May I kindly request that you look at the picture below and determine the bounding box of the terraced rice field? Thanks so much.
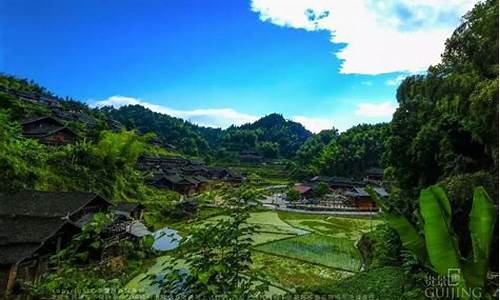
[251,251,353,289]
[127,210,379,294]
[255,234,362,271]
[278,211,381,240]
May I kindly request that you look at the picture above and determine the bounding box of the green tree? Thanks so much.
[153,211,268,299]
[0,111,47,193]
[313,182,330,198]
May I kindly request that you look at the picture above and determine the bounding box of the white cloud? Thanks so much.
[355,101,397,117]
[250,0,477,74]
[292,116,334,133]
[361,80,373,86]
[385,74,407,86]
[91,96,259,129]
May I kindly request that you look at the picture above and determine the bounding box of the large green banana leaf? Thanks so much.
[464,187,497,289]
[419,186,462,275]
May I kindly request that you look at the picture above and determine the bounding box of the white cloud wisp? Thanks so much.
[250,0,477,75]
[92,96,259,129]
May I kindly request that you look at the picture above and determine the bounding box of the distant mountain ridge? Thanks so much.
[0,74,313,160]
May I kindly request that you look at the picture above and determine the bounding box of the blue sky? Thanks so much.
[0,0,476,132]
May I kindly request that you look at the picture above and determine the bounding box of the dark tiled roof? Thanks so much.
[194,175,209,183]
[115,202,144,212]
[0,191,109,217]
[21,116,64,126]
[24,125,77,138]
[0,216,80,264]
[0,216,66,245]
[0,244,42,265]
[365,167,384,175]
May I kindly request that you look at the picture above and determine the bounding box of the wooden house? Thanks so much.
[21,116,78,145]
[0,191,112,294]
[310,176,354,190]
[343,186,385,210]
[363,167,384,184]
[293,184,314,199]
[113,202,146,220]
[150,173,199,194]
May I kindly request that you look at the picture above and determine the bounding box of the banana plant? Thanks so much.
[368,185,497,299]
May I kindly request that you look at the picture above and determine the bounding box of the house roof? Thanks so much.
[0,191,110,218]
[194,175,209,183]
[0,216,79,264]
[21,116,64,126]
[24,125,78,139]
[115,202,145,213]
[372,187,389,197]
[294,184,312,194]
[365,167,384,176]
[126,221,152,238]
[344,186,371,198]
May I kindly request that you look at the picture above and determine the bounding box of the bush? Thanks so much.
[357,223,402,269]
[313,182,330,198]
[306,266,425,300]
[286,189,300,201]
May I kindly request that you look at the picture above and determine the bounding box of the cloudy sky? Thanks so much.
[1,0,477,132]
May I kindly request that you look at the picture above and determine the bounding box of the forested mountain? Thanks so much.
[220,113,312,158]
[102,106,313,160]
[0,72,390,178]
[99,105,219,157]
[294,123,390,179]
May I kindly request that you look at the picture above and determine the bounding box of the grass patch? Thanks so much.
[251,251,352,289]
[255,234,361,272]
[307,266,424,299]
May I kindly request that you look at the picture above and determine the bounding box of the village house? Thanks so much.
[292,183,314,199]
[21,116,78,145]
[113,202,146,220]
[0,191,113,294]
[149,173,200,194]
[310,176,354,190]
[343,186,387,210]
[363,167,384,184]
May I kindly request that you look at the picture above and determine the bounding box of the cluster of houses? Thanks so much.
[291,167,387,211]
[0,86,102,128]
[139,155,244,194]
[0,191,148,294]
[0,86,124,142]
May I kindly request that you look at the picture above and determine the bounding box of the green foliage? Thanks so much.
[308,266,425,300]
[313,182,330,198]
[39,130,153,201]
[286,189,300,201]
[24,213,155,298]
[0,110,48,193]
[99,104,215,157]
[256,141,279,158]
[0,73,53,95]
[299,123,389,179]
[384,0,498,194]
[357,224,402,269]
[152,211,268,299]
[371,185,498,298]
[216,113,312,160]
